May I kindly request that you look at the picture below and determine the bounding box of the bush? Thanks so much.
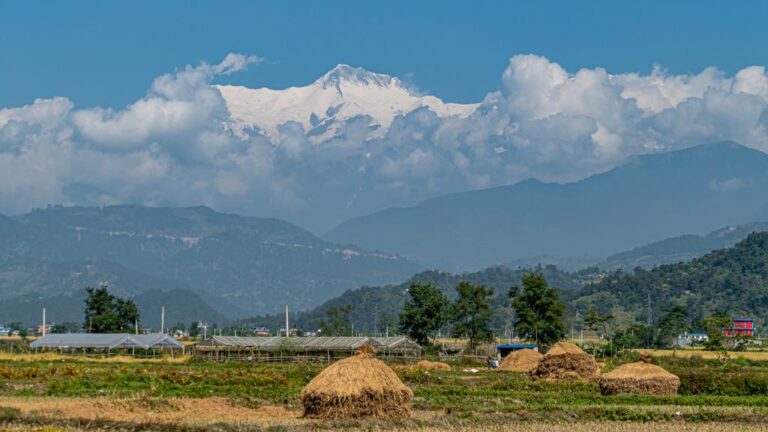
[676,369,768,395]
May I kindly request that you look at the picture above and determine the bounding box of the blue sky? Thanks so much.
[1,1,768,231]
[2,0,767,107]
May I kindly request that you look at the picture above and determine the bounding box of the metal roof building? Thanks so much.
[194,336,421,362]
[30,333,184,350]
[196,336,385,351]
[134,333,185,349]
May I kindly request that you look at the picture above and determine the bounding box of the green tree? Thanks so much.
[701,316,732,352]
[51,322,81,333]
[450,282,495,348]
[398,283,450,345]
[613,324,654,349]
[318,305,352,336]
[656,304,689,347]
[583,307,614,335]
[509,273,566,346]
[8,322,28,339]
[83,285,140,333]
[187,321,200,338]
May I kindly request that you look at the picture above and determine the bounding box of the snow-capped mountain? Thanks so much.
[216,64,478,142]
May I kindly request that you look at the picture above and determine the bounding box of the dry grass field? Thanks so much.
[636,348,768,361]
[0,350,766,430]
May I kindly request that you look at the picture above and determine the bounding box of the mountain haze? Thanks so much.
[599,222,768,271]
[326,142,768,270]
[0,205,421,318]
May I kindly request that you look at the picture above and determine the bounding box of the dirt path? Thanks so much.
[0,396,304,428]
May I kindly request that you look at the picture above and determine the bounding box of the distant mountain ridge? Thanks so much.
[0,205,421,319]
[599,222,768,270]
[326,142,768,271]
[575,232,768,328]
[246,264,596,335]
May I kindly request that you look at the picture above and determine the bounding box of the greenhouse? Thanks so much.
[30,333,185,354]
[194,336,420,362]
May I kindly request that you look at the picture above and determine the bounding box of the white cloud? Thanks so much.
[1,53,768,231]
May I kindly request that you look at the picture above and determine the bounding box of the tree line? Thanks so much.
[398,273,567,348]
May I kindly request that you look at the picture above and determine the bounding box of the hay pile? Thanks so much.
[531,341,599,381]
[498,349,543,372]
[599,362,680,396]
[415,360,451,370]
[301,345,413,419]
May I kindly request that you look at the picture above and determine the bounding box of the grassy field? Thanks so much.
[0,353,767,430]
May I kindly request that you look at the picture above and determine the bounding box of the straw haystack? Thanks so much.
[531,341,599,381]
[301,346,413,419]
[415,360,451,370]
[498,349,543,373]
[599,362,680,396]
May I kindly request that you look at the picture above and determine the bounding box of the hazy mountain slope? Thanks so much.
[326,142,768,271]
[0,205,421,316]
[599,222,768,270]
[0,287,226,328]
[246,265,598,334]
[575,232,768,328]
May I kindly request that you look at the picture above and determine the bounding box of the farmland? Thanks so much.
[0,352,768,430]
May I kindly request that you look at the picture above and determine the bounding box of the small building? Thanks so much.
[0,326,10,337]
[278,328,299,337]
[675,332,709,347]
[253,327,270,336]
[496,343,538,358]
[725,318,755,337]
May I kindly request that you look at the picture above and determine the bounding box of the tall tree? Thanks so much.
[656,304,689,347]
[509,273,566,346]
[701,316,732,352]
[398,283,450,345]
[450,282,495,348]
[83,285,140,333]
[318,305,352,336]
[583,307,614,335]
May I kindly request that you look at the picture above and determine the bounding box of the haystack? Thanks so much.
[599,362,680,396]
[301,345,413,419]
[530,341,599,381]
[415,360,451,370]
[498,349,543,373]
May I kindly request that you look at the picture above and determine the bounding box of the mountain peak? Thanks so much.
[316,64,398,89]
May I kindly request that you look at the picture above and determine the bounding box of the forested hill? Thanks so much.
[245,265,601,334]
[574,232,768,328]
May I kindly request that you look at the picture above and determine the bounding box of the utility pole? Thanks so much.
[161,306,165,334]
[647,291,652,327]
[42,308,46,337]
[285,304,289,337]
[134,320,138,334]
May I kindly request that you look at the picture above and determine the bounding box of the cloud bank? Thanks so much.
[1,54,767,231]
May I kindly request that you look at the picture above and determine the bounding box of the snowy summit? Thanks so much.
[216,64,478,142]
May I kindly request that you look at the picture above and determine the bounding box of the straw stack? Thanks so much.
[497,349,543,373]
[301,345,414,419]
[599,362,680,396]
[415,360,451,370]
[531,341,599,381]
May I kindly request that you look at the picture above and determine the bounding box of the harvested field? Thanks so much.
[600,362,680,396]
[0,396,302,427]
[531,342,599,381]
[0,352,190,364]
[636,349,768,361]
[498,348,542,372]
[301,346,413,419]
